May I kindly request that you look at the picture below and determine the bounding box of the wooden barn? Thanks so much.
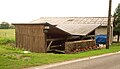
[31,17,114,44]
[12,17,114,53]
[12,23,69,53]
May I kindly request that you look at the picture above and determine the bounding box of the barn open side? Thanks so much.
[13,22,100,53]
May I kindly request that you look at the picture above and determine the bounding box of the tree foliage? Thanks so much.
[113,3,120,42]
[0,22,10,29]
[0,22,15,29]
[9,25,15,29]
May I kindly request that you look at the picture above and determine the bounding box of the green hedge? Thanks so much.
[0,38,15,44]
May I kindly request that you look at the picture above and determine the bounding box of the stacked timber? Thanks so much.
[65,40,98,54]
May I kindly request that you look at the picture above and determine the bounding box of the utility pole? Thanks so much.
[106,0,112,49]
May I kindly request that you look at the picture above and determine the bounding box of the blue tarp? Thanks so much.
[96,35,107,46]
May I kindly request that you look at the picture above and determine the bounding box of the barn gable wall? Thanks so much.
[15,24,46,53]
[95,26,107,35]
[95,26,113,44]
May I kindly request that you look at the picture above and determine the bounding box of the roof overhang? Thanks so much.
[56,24,101,36]
[12,22,50,25]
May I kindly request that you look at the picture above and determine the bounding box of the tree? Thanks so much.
[0,22,10,29]
[9,25,15,29]
[113,3,120,42]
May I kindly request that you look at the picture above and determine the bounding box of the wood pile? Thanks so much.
[65,40,99,54]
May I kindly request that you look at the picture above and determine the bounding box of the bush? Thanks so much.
[0,38,15,44]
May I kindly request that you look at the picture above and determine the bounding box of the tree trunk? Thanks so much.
[117,32,120,42]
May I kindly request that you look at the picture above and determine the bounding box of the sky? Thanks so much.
[0,0,120,23]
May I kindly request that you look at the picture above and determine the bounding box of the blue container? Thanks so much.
[95,35,107,46]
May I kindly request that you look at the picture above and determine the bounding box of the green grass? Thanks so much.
[0,29,120,69]
[0,43,120,69]
[0,29,15,44]
[0,29,15,39]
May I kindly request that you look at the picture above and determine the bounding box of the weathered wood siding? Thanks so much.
[15,24,46,53]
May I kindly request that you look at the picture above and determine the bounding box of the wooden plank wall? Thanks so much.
[15,24,46,53]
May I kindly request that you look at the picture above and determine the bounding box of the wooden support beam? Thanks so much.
[49,49,65,53]
[47,38,65,41]
[47,41,53,51]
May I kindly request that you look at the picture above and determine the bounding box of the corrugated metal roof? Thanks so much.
[56,24,100,35]
[31,17,114,26]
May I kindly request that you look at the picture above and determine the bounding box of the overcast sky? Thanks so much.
[0,0,120,23]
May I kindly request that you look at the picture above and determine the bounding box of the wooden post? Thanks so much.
[106,0,112,49]
[47,41,53,51]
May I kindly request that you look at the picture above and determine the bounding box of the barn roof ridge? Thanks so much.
[30,17,114,26]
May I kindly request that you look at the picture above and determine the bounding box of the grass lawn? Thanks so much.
[0,43,120,69]
[0,29,15,39]
[0,29,120,69]
[0,29,15,44]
